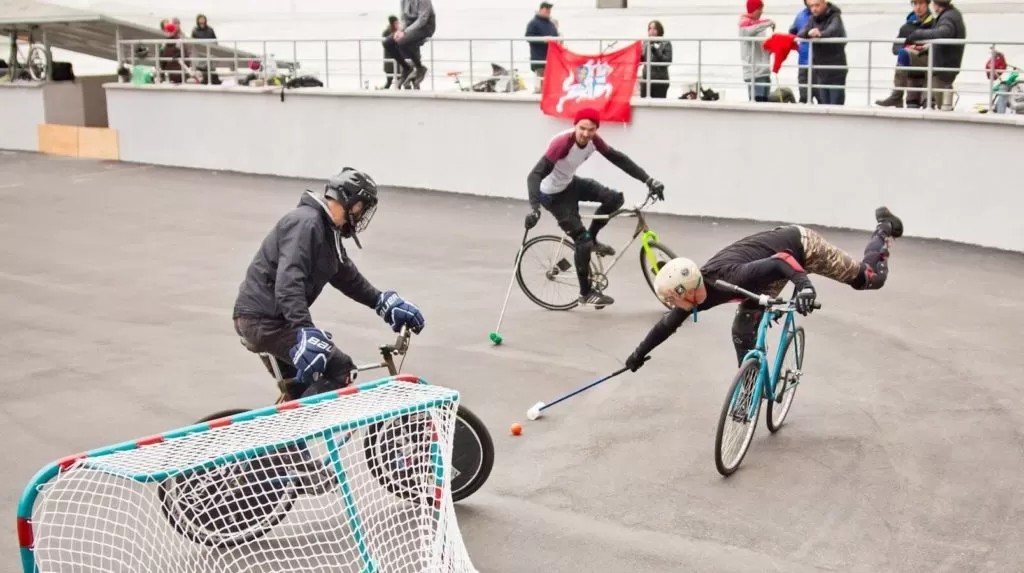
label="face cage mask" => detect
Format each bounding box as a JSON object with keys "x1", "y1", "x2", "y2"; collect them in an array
[{"x1": 339, "y1": 197, "x2": 378, "y2": 249}]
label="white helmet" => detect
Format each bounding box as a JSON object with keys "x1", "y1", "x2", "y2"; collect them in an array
[{"x1": 653, "y1": 257, "x2": 704, "y2": 306}]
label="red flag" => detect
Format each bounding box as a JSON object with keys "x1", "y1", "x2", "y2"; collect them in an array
[
  {"x1": 763, "y1": 33, "x2": 799, "y2": 74},
  {"x1": 540, "y1": 41, "x2": 642, "y2": 124}
]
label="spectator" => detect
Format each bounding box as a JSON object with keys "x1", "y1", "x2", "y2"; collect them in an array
[
  {"x1": 788, "y1": 0, "x2": 814, "y2": 102},
  {"x1": 739, "y1": 0, "x2": 774, "y2": 102},
  {"x1": 381, "y1": 16, "x2": 402, "y2": 89},
  {"x1": 191, "y1": 14, "x2": 216, "y2": 40},
  {"x1": 383, "y1": 0, "x2": 436, "y2": 89},
  {"x1": 159, "y1": 22, "x2": 184, "y2": 83},
  {"x1": 190, "y1": 14, "x2": 219, "y2": 84},
  {"x1": 798, "y1": 0, "x2": 848, "y2": 105},
  {"x1": 526, "y1": 2, "x2": 559, "y2": 90},
  {"x1": 905, "y1": 0, "x2": 965, "y2": 110},
  {"x1": 876, "y1": 0, "x2": 934, "y2": 108},
  {"x1": 640, "y1": 20, "x2": 673, "y2": 99}
]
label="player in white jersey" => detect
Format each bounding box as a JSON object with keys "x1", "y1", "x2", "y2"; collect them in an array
[{"x1": 525, "y1": 107, "x2": 665, "y2": 307}]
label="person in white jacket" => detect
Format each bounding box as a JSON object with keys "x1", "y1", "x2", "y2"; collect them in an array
[{"x1": 739, "y1": 0, "x2": 775, "y2": 102}]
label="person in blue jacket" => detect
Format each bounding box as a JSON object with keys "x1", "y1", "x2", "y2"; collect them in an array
[
  {"x1": 526, "y1": 2, "x2": 559, "y2": 87},
  {"x1": 788, "y1": 0, "x2": 814, "y2": 103}
]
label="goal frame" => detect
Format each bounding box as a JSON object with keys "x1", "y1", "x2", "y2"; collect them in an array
[{"x1": 16, "y1": 374, "x2": 459, "y2": 573}]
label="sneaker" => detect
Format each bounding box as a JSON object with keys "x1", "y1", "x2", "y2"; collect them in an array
[
  {"x1": 579, "y1": 291, "x2": 614, "y2": 308},
  {"x1": 593, "y1": 241, "x2": 616, "y2": 257},
  {"x1": 406, "y1": 66, "x2": 428, "y2": 89},
  {"x1": 875, "y1": 206, "x2": 903, "y2": 238},
  {"x1": 394, "y1": 67, "x2": 413, "y2": 89}
]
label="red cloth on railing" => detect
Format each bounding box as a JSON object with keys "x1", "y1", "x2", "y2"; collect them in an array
[{"x1": 762, "y1": 33, "x2": 800, "y2": 73}]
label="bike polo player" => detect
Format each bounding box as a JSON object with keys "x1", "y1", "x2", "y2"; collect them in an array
[
  {"x1": 232, "y1": 167, "x2": 426, "y2": 398},
  {"x1": 524, "y1": 107, "x2": 666, "y2": 308},
  {"x1": 623, "y1": 207, "x2": 904, "y2": 370}
]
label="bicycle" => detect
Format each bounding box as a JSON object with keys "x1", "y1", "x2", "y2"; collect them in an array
[
  {"x1": 711, "y1": 279, "x2": 820, "y2": 477},
  {"x1": 157, "y1": 326, "x2": 495, "y2": 548},
  {"x1": 515, "y1": 191, "x2": 678, "y2": 311}
]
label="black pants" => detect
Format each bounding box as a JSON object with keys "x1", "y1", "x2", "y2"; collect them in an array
[
  {"x1": 729, "y1": 225, "x2": 892, "y2": 365},
  {"x1": 537, "y1": 176, "x2": 624, "y2": 295},
  {"x1": 640, "y1": 80, "x2": 669, "y2": 99},
  {"x1": 234, "y1": 316, "x2": 356, "y2": 398},
  {"x1": 382, "y1": 28, "x2": 431, "y2": 75}
]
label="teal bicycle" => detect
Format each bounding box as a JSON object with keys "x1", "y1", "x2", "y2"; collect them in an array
[
  {"x1": 711, "y1": 279, "x2": 820, "y2": 476},
  {"x1": 515, "y1": 192, "x2": 677, "y2": 310}
]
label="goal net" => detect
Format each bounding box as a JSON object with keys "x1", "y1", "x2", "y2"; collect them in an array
[{"x1": 17, "y1": 378, "x2": 477, "y2": 573}]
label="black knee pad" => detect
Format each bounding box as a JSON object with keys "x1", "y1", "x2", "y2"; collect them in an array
[
  {"x1": 851, "y1": 261, "x2": 888, "y2": 290},
  {"x1": 731, "y1": 306, "x2": 763, "y2": 366},
  {"x1": 607, "y1": 191, "x2": 625, "y2": 211}
]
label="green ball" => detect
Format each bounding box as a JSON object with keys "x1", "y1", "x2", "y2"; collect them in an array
[{"x1": 489, "y1": 331, "x2": 503, "y2": 345}]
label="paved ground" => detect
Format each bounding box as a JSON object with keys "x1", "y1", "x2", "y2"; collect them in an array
[{"x1": 2, "y1": 151, "x2": 1023, "y2": 573}]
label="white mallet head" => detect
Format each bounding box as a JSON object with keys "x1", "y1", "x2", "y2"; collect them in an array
[{"x1": 526, "y1": 401, "x2": 544, "y2": 420}]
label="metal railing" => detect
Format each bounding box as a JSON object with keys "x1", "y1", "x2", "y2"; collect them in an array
[{"x1": 115, "y1": 35, "x2": 1024, "y2": 115}]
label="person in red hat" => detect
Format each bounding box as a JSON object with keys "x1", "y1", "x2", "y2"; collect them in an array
[
  {"x1": 739, "y1": 0, "x2": 775, "y2": 102},
  {"x1": 524, "y1": 107, "x2": 665, "y2": 308}
]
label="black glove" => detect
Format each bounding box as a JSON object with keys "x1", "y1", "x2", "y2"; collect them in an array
[
  {"x1": 525, "y1": 208, "x2": 541, "y2": 230},
  {"x1": 625, "y1": 351, "x2": 650, "y2": 372},
  {"x1": 645, "y1": 177, "x2": 665, "y2": 200},
  {"x1": 792, "y1": 277, "x2": 817, "y2": 316}
]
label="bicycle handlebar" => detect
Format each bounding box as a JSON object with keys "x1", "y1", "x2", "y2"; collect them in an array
[
  {"x1": 351, "y1": 325, "x2": 413, "y2": 374},
  {"x1": 714, "y1": 279, "x2": 822, "y2": 310}
]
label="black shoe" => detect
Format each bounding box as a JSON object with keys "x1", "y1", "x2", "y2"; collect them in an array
[
  {"x1": 579, "y1": 291, "x2": 614, "y2": 308},
  {"x1": 875, "y1": 206, "x2": 903, "y2": 238},
  {"x1": 593, "y1": 241, "x2": 616, "y2": 257}
]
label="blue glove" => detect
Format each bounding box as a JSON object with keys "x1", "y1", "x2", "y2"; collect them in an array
[
  {"x1": 289, "y1": 327, "x2": 334, "y2": 385},
  {"x1": 376, "y1": 290, "x2": 425, "y2": 334}
]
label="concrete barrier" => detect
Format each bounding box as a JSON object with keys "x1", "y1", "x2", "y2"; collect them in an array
[
  {"x1": 104, "y1": 84, "x2": 1024, "y2": 253},
  {"x1": 0, "y1": 84, "x2": 47, "y2": 152}
]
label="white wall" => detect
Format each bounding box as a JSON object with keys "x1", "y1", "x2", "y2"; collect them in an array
[
  {"x1": 105, "y1": 84, "x2": 1024, "y2": 252},
  {"x1": 0, "y1": 84, "x2": 46, "y2": 152}
]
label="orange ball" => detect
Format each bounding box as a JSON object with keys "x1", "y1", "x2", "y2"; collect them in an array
[{"x1": 510, "y1": 422, "x2": 522, "y2": 436}]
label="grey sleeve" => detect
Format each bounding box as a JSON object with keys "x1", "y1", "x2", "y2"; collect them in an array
[{"x1": 404, "y1": 0, "x2": 434, "y2": 34}]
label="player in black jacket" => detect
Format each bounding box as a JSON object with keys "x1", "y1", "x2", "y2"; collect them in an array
[
  {"x1": 232, "y1": 168, "x2": 425, "y2": 398},
  {"x1": 624, "y1": 207, "x2": 903, "y2": 371}
]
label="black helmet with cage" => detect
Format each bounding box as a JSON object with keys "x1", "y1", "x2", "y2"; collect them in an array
[{"x1": 324, "y1": 167, "x2": 379, "y2": 247}]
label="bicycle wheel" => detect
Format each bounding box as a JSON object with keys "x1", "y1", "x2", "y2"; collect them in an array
[
  {"x1": 515, "y1": 234, "x2": 582, "y2": 311},
  {"x1": 766, "y1": 326, "x2": 804, "y2": 433},
  {"x1": 714, "y1": 358, "x2": 764, "y2": 476},
  {"x1": 449, "y1": 406, "x2": 494, "y2": 502},
  {"x1": 639, "y1": 240, "x2": 679, "y2": 309},
  {"x1": 158, "y1": 409, "x2": 297, "y2": 548},
  {"x1": 364, "y1": 405, "x2": 493, "y2": 504}
]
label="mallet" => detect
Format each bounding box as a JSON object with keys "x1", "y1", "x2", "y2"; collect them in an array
[
  {"x1": 526, "y1": 358, "x2": 648, "y2": 420},
  {"x1": 489, "y1": 227, "x2": 530, "y2": 345}
]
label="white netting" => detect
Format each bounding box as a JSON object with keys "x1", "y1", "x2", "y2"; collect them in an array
[{"x1": 27, "y1": 381, "x2": 477, "y2": 573}]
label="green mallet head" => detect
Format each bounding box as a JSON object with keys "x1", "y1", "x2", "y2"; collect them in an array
[{"x1": 489, "y1": 331, "x2": 503, "y2": 345}]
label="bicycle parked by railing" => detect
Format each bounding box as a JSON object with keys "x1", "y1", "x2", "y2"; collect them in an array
[
  {"x1": 711, "y1": 279, "x2": 820, "y2": 477},
  {"x1": 515, "y1": 190, "x2": 678, "y2": 311}
]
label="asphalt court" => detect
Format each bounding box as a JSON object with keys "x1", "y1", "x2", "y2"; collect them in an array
[{"x1": 1, "y1": 151, "x2": 1022, "y2": 572}]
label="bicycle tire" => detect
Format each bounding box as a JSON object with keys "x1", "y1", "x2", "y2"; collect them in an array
[
  {"x1": 714, "y1": 358, "x2": 763, "y2": 476},
  {"x1": 364, "y1": 404, "x2": 494, "y2": 504},
  {"x1": 157, "y1": 408, "x2": 297, "y2": 549},
  {"x1": 766, "y1": 326, "x2": 804, "y2": 433},
  {"x1": 638, "y1": 240, "x2": 679, "y2": 309},
  {"x1": 515, "y1": 234, "x2": 582, "y2": 311}
]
